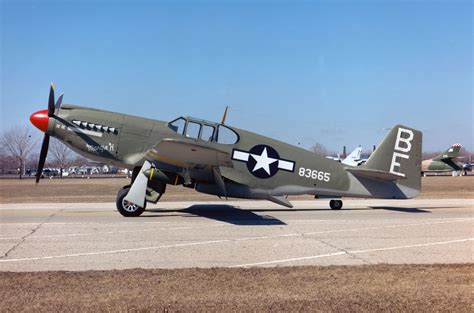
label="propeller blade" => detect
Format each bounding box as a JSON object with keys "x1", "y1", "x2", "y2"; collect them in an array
[
  {"x1": 55, "y1": 93, "x2": 64, "y2": 110},
  {"x1": 220, "y1": 106, "x2": 228, "y2": 124},
  {"x1": 48, "y1": 83, "x2": 55, "y2": 117},
  {"x1": 35, "y1": 134, "x2": 50, "y2": 183}
]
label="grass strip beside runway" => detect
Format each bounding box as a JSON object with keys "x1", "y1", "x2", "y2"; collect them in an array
[{"x1": 1, "y1": 264, "x2": 472, "y2": 312}]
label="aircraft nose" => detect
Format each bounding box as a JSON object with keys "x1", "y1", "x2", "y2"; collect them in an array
[{"x1": 29, "y1": 109, "x2": 50, "y2": 133}]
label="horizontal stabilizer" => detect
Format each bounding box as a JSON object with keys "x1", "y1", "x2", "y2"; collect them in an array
[{"x1": 346, "y1": 167, "x2": 406, "y2": 181}]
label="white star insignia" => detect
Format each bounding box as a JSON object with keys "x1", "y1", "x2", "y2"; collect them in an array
[{"x1": 250, "y1": 147, "x2": 277, "y2": 175}]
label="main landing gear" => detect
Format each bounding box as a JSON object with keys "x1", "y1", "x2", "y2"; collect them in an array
[
  {"x1": 115, "y1": 166, "x2": 166, "y2": 217},
  {"x1": 329, "y1": 199, "x2": 343, "y2": 210},
  {"x1": 116, "y1": 186, "x2": 146, "y2": 217}
]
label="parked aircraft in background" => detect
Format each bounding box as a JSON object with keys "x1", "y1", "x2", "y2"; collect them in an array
[
  {"x1": 30, "y1": 84, "x2": 423, "y2": 216},
  {"x1": 327, "y1": 145, "x2": 377, "y2": 167},
  {"x1": 421, "y1": 144, "x2": 471, "y2": 176},
  {"x1": 326, "y1": 146, "x2": 363, "y2": 166}
]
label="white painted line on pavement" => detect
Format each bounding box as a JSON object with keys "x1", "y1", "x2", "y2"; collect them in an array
[
  {"x1": 1, "y1": 219, "x2": 473, "y2": 263},
  {"x1": 0, "y1": 224, "x2": 228, "y2": 240},
  {"x1": 1, "y1": 217, "x2": 472, "y2": 241},
  {"x1": 233, "y1": 238, "x2": 474, "y2": 267}
]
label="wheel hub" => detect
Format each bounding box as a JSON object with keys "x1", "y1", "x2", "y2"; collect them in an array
[{"x1": 122, "y1": 198, "x2": 139, "y2": 212}]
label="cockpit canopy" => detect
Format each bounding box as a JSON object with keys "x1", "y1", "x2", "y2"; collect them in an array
[{"x1": 168, "y1": 116, "x2": 239, "y2": 144}]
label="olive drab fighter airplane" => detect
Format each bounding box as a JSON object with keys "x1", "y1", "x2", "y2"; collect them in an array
[
  {"x1": 421, "y1": 144, "x2": 471, "y2": 176},
  {"x1": 30, "y1": 84, "x2": 423, "y2": 217}
]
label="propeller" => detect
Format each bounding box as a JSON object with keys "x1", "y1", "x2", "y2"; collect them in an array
[
  {"x1": 34, "y1": 83, "x2": 56, "y2": 183},
  {"x1": 55, "y1": 93, "x2": 64, "y2": 111},
  {"x1": 48, "y1": 83, "x2": 55, "y2": 116},
  {"x1": 35, "y1": 134, "x2": 50, "y2": 183}
]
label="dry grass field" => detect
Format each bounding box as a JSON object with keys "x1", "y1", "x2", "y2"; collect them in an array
[
  {"x1": 1, "y1": 265, "x2": 472, "y2": 312},
  {"x1": 0, "y1": 175, "x2": 473, "y2": 203}
]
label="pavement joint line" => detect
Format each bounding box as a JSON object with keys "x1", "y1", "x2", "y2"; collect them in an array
[
  {"x1": 0, "y1": 208, "x2": 64, "y2": 259},
  {"x1": 231, "y1": 238, "x2": 474, "y2": 267},
  {"x1": 315, "y1": 238, "x2": 372, "y2": 265},
  {"x1": 1, "y1": 219, "x2": 473, "y2": 263}
]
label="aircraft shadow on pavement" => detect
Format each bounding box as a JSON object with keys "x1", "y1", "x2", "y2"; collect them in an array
[
  {"x1": 245, "y1": 207, "x2": 433, "y2": 213},
  {"x1": 146, "y1": 205, "x2": 287, "y2": 225},
  {"x1": 369, "y1": 206, "x2": 431, "y2": 213}
]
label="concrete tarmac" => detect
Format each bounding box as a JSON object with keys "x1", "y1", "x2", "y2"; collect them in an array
[{"x1": 0, "y1": 199, "x2": 472, "y2": 271}]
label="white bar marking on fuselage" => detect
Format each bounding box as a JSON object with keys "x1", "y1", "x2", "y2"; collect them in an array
[
  {"x1": 233, "y1": 150, "x2": 249, "y2": 161},
  {"x1": 278, "y1": 160, "x2": 294, "y2": 171}
]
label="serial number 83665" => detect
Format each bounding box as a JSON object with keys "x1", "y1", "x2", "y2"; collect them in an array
[{"x1": 298, "y1": 167, "x2": 331, "y2": 182}]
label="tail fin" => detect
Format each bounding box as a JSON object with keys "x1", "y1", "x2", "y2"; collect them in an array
[
  {"x1": 432, "y1": 144, "x2": 461, "y2": 162},
  {"x1": 342, "y1": 146, "x2": 362, "y2": 165},
  {"x1": 363, "y1": 125, "x2": 422, "y2": 197}
]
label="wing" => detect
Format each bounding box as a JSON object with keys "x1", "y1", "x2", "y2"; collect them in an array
[
  {"x1": 219, "y1": 166, "x2": 253, "y2": 185},
  {"x1": 146, "y1": 138, "x2": 232, "y2": 167}
]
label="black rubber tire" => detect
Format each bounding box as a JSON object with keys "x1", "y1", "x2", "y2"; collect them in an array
[
  {"x1": 116, "y1": 187, "x2": 146, "y2": 217},
  {"x1": 329, "y1": 200, "x2": 343, "y2": 210}
]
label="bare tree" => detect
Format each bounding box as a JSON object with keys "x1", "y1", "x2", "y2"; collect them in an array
[
  {"x1": 310, "y1": 142, "x2": 330, "y2": 156},
  {"x1": 458, "y1": 147, "x2": 471, "y2": 161},
  {"x1": 422, "y1": 151, "x2": 441, "y2": 160},
  {"x1": 0, "y1": 144, "x2": 6, "y2": 175},
  {"x1": 49, "y1": 138, "x2": 74, "y2": 178},
  {"x1": 0, "y1": 126, "x2": 36, "y2": 178}
]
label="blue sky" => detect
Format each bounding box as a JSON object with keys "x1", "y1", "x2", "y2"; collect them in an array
[{"x1": 1, "y1": 0, "x2": 472, "y2": 152}]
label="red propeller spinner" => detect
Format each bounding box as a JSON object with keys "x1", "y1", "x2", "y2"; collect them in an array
[{"x1": 29, "y1": 109, "x2": 50, "y2": 133}]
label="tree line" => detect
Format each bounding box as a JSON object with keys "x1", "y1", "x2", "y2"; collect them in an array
[{"x1": 0, "y1": 126, "x2": 84, "y2": 178}]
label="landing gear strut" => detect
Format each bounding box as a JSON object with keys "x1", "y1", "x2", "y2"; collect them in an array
[
  {"x1": 116, "y1": 186, "x2": 146, "y2": 217},
  {"x1": 329, "y1": 199, "x2": 343, "y2": 210}
]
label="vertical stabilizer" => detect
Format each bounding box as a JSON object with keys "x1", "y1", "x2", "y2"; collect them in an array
[
  {"x1": 363, "y1": 125, "x2": 422, "y2": 197},
  {"x1": 342, "y1": 146, "x2": 362, "y2": 166},
  {"x1": 432, "y1": 144, "x2": 461, "y2": 161}
]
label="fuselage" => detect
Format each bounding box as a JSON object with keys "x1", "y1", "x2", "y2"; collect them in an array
[
  {"x1": 39, "y1": 104, "x2": 419, "y2": 201},
  {"x1": 421, "y1": 159, "x2": 463, "y2": 173}
]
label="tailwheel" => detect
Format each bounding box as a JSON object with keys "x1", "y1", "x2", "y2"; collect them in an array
[
  {"x1": 329, "y1": 199, "x2": 343, "y2": 210},
  {"x1": 116, "y1": 186, "x2": 146, "y2": 217}
]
